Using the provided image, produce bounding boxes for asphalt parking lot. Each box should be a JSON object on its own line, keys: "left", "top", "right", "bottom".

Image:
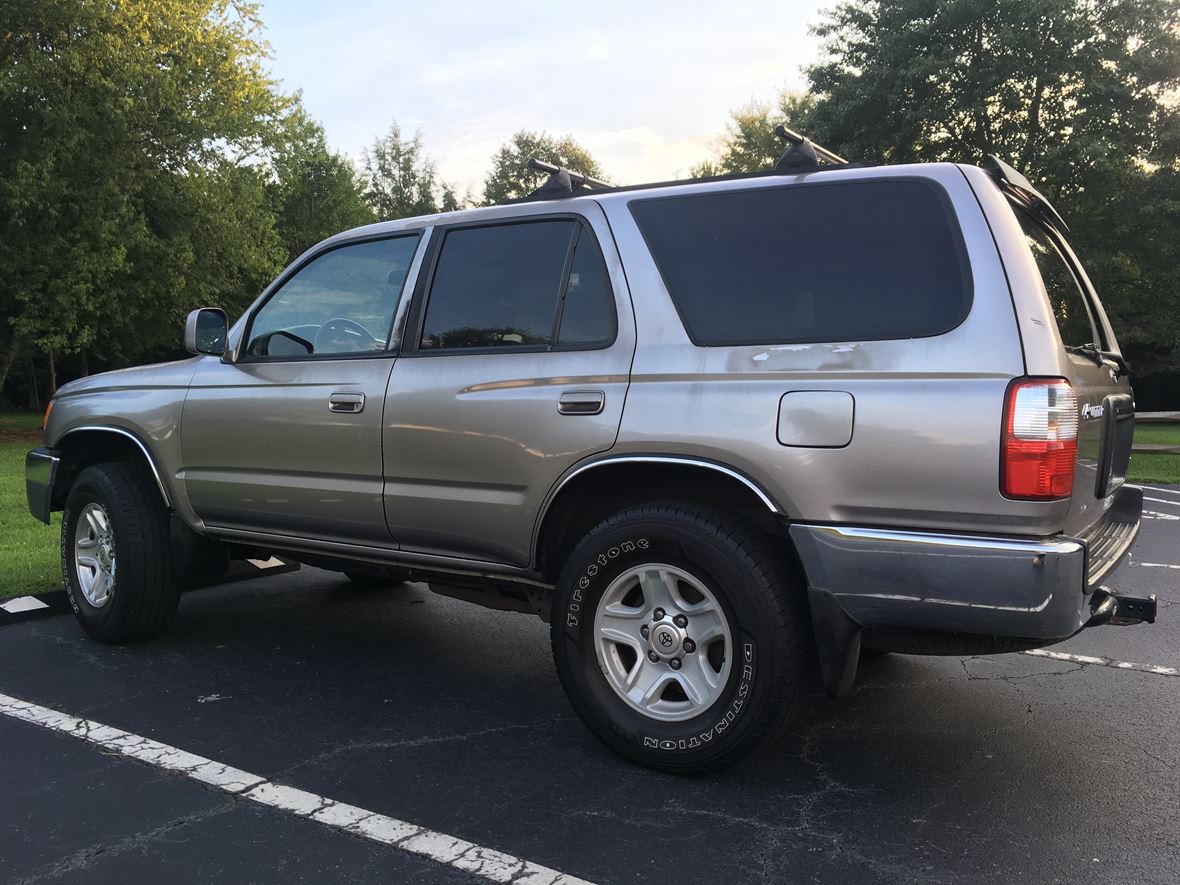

{"left": 2, "top": 487, "right": 1179, "bottom": 884}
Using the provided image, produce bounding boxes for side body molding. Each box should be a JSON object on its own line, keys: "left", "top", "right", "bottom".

{"left": 59, "top": 425, "right": 173, "bottom": 509}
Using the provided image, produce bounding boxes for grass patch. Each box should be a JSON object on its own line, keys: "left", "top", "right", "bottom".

{"left": 1127, "top": 452, "right": 1180, "bottom": 485}
{"left": 0, "top": 441, "right": 61, "bottom": 600}
{"left": 1133, "top": 423, "right": 1180, "bottom": 447}
{"left": 0, "top": 411, "right": 42, "bottom": 432}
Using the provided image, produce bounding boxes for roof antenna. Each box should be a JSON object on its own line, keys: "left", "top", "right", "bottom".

{"left": 773, "top": 125, "right": 847, "bottom": 171}
{"left": 524, "top": 158, "right": 611, "bottom": 199}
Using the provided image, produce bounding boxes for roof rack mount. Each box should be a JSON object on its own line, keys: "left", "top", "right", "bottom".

{"left": 524, "top": 158, "right": 611, "bottom": 200}
{"left": 773, "top": 125, "right": 848, "bottom": 170}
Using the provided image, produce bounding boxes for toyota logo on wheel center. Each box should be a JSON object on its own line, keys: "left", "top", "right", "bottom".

{"left": 658, "top": 631, "right": 673, "bottom": 647}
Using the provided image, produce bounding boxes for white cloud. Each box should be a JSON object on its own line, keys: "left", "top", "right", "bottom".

{"left": 259, "top": 0, "right": 827, "bottom": 195}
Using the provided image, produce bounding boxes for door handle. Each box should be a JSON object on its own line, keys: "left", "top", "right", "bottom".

{"left": 558, "top": 390, "right": 605, "bottom": 416}
{"left": 328, "top": 392, "right": 365, "bottom": 414}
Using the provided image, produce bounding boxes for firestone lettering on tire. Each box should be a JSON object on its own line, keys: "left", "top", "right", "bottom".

{"left": 640, "top": 641, "right": 755, "bottom": 752}
{"left": 566, "top": 537, "right": 649, "bottom": 629}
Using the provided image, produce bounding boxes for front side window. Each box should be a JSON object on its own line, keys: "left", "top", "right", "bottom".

{"left": 247, "top": 235, "right": 420, "bottom": 358}
{"left": 630, "top": 179, "right": 972, "bottom": 346}
{"left": 420, "top": 220, "right": 615, "bottom": 351}
{"left": 1018, "top": 215, "right": 1100, "bottom": 350}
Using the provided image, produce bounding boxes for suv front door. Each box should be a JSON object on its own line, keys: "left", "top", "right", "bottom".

{"left": 383, "top": 206, "right": 635, "bottom": 566}
{"left": 182, "top": 232, "right": 423, "bottom": 545}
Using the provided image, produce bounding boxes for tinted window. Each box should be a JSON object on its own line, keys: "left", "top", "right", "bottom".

{"left": 1018, "top": 215, "right": 1099, "bottom": 350}
{"left": 422, "top": 221, "right": 574, "bottom": 350}
{"left": 630, "top": 180, "right": 971, "bottom": 345}
{"left": 556, "top": 232, "right": 615, "bottom": 347}
{"left": 248, "top": 236, "right": 419, "bottom": 358}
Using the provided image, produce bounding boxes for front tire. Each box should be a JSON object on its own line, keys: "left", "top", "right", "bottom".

{"left": 62, "top": 462, "right": 179, "bottom": 643}
{"left": 551, "top": 503, "right": 810, "bottom": 773}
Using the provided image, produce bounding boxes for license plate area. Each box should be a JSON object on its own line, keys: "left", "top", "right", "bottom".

{"left": 1096, "top": 394, "right": 1134, "bottom": 499}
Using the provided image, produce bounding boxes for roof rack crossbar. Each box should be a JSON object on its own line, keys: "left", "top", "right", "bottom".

{"left": 773, "top": 125, "right": 848, "bottom": 166}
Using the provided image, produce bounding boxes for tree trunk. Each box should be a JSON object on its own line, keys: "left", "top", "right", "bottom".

{"left": 0, "top": 333, "right": 20, "bottom": 397}
{"left": 27, "top": 353, "right": 40, "bottom": 410}
{"left": 47, "top": 347, "right": 57, "bottom": 396}
{"left": 80, "top": 350, "right": 89, "bottom": 377}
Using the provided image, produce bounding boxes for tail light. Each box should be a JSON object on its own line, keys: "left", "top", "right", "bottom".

{"left": 1001, "top": 378, "right": 1078, "bottom": 499}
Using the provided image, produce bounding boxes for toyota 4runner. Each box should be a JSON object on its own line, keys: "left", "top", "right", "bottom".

{"left": 26, "top": 143, "right": 1156, "bottom": 772}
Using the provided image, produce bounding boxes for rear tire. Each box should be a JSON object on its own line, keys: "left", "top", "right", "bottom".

{"left": 62, "top": 462, "right": 179, "bottom": 643}
{"left": 551, "top": 502, "right": 811, "bottom": 774}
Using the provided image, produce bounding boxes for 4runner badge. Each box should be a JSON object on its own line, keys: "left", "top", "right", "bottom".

{"left": 1081, "top": 403, "right": 1105, "bottom": 420}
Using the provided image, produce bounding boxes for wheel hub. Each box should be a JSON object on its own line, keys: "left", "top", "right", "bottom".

{"left": 648, "top": 621, "right": 686, "bottom": 660}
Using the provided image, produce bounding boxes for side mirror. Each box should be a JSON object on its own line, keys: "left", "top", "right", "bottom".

{"left": 184, "top": 308, "right": 228, "bottom": 356}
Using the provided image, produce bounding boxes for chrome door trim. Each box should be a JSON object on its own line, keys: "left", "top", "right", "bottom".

{"left": 59, "top": 425, "right": 172, "bottom": 508}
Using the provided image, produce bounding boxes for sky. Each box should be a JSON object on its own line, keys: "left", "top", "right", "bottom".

{"left": 258, "top": 0, "right": 830, "bottom": 197}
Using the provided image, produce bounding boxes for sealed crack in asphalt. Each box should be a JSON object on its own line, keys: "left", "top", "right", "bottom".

{"left": 9, "top": 801, "right": 239, "bottom": 884}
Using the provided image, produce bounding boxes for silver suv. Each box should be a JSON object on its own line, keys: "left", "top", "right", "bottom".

{"left": 26, "top": 148, "right": 1155, "bottom": 772}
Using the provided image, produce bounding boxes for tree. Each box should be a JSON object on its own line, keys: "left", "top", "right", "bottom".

{"left": 270, "top": 105, "right": 374, "bottom": 262}
{"left": 481, "top": 132, "right": 606, "bottom": 205}
{"left": 692, "top": 93, "right": 818, "bottom": 176}
{"left": 0, "top": 0, "right": 291, "bottom": 394}
{"left": 361, "top": 121, "right": 458, "bottom": 220}
{"left": 802, "top": 0, "right": 1180, "bottom": 375}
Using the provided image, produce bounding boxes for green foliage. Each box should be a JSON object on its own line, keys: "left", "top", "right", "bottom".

{"left": 361, "top": 121, "right": 458, "bottom": 220}
{"left": 270, "top": 106, "right": 375, "bottom": 262}
{"left": 801, "top": 0, "right": 1180, "bottom": 375}
{"left": 481, "top": 131, "right": 605, "bottom": 205}
{"left": 0, "top": 0, "right": 292, "bottom": 381}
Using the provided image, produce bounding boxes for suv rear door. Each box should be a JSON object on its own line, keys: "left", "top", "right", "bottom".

{"left": 381, "top": 204, "right": 635, "bottom": 566}
{"left": 1014, "top": 211, "right": 1135, "bottom": 535}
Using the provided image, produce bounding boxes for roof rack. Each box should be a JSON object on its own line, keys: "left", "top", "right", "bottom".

{"left": 523, "top": 158, "right": 611, "bottom": 200}
{"left": 773, "top": 125, "right": 848, "bottom": 171}
{"left": 511, "top": 128, "right": 853, "bottom": 204}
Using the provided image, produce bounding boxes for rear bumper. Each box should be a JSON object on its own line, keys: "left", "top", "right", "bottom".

{"left": 26, "top": 447, "right": 60, "bottom": 525}
{"left": 790, "top": 484, "right": 1144, "bottom": 643}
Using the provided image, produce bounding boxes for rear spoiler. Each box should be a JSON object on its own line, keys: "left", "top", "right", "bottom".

{"left": 984, "top": 155, "right": 1070, "bottom": 233}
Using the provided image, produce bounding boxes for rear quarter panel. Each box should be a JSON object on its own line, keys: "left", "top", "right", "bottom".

{"left": 601, "top": 163, "right": 1069, "bottom": 535}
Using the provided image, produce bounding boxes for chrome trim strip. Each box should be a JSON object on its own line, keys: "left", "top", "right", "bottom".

{"left": 59, "top": 426, "right": 172, "bottom": 509}
{"left": 803, "top": 524, "right": 1083, "bottom": 555}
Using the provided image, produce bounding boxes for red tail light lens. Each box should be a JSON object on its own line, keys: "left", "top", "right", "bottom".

{"left": 1002, "top": 379, "right": 1078, "bottom": 500}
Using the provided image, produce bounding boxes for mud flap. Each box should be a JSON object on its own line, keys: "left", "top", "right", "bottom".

{"left": 808, "top": 588, "right": 862, "bottom": 697}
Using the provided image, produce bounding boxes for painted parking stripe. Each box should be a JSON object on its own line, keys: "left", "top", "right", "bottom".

{"left": 1138, "top": 562, "right": 1180, "bottom": 570}
{"left": 1143, "top": 510, "right": 1180, "bottom": 521}
{"left": 1141, "top": 485, "right": 1180, "bottom": 498}
{"left": 1023, "top": 649, "right": 1179, "bottom": 677}
{"left": 0, "top": 693, "right": 592, "bottom": 885}
{"left": 1144, "top": 496, "right": 1180, "bottom": 508}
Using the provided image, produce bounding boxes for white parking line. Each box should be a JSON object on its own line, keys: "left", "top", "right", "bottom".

{"left": 1144, "top": 496, "right": 1180, "bottom": 508}
{"left": 1023, "top": 649, "right": 1179, "bottom": 677}
{"left": 1143, "top": 511, "right": 1180, "bottom": 521}
{"left": 1138, "top": 562, "right": 1180, "bottom": 570}
{"left": 0, "top": 693, "right": 591, "bottom": 885}
{"left": 1141, "top": 485, "right": 1180, "bottom": 498}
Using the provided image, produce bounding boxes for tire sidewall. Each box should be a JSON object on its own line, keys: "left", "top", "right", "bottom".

{"left": 61, "top": 467, "right": 147, "bottom": 638}
{"left": 553, "top": 513, "right": 782, "bottom": 768}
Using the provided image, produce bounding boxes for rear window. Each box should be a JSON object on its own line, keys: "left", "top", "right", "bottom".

{"left": 629, "top": 179, "right": 972, "bottom": 346}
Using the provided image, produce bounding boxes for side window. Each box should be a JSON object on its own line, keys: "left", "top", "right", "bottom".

{"left": 1018, "top": 216, "right": 1100, "bottom": 350}
{"left": 247, "top": 235, "right": 420, "bottom": 358}
{"left": 420, "top": 220, "right": 616, "bottom": 352}
{"left": 556, "top": 230, "right": 615, "bottom": 347}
